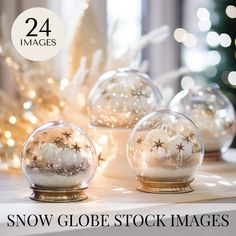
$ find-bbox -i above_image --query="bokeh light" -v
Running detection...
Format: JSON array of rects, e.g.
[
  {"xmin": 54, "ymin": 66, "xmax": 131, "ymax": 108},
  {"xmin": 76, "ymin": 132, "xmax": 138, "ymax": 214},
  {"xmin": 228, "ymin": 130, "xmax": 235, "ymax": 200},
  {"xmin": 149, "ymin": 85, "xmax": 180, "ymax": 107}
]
[
  {"xmin": 228, "ymin": 71, "xmax": 236, "ymax": 86},
  {"xmin": 219, "ymin": 33, "xmax": 232, "ymax": 47},
  {"xmin": 226, "ymin": 5, "xmax": 236, "ymax": 19},
  {"xmin": 174, "ymin": 28, "xmax": 187, "ymax": 42},
  {"xmin": 197, "ymin": 8, "xmax": 210, "ymax": 20},
  {"xmin": 181, "ymin": 76, "xmax": 195, "ymax": 89},
  {"xmin": 206, "ymin": 31, "xmax": 219, "ymax": 47},
  {"xmin": 198, "ymin": 19, "xmax": 211, "ymax": 32},
  {"xmin": 183, "ymin": 33, "xmax": 197, "ymax": 48}
]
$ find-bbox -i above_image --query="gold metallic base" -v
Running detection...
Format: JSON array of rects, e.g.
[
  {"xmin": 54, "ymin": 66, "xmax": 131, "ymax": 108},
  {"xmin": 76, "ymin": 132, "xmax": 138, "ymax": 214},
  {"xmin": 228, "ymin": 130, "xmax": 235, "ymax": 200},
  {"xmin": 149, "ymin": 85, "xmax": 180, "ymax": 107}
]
[
  {"xmin": 137, "ymin": 178, "xmax": 194, "ymax": 193},
  {"xmin": 30, "ymin": 187, "xmax": 88, "ymax": 202},
  {"xmin": 204, "ymin": 151, "xmax": 222, "ymax": 162}
]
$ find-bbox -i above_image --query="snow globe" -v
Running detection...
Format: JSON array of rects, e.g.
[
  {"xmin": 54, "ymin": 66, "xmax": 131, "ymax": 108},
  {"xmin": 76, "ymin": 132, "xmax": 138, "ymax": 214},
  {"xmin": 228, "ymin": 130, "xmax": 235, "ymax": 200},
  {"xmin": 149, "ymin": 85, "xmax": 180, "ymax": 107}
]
[
  {"xmin": 21, "ymin": 120, "xmax": 97, "ymax": 202},
  {"xmin": 88, "ymin": 68, "xmax": 163, "ymax": 178},
  {"xmin": 169, "ymin": 83, "xmax": 236, "ymax": 161},
  {"xmin": 127, "ymin": 109, "xmax": 204, "ymax": 193}
]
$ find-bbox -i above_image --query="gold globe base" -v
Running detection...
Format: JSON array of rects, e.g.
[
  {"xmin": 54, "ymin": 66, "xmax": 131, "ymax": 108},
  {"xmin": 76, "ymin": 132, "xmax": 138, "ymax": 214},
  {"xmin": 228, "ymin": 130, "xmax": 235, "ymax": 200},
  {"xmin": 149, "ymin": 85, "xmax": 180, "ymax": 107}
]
[
  {"xmin": 30, "ymin": 187, "xmax": 88, "ymax": 202},
  {"xmin": 204, "ymin": 151, "xmax": 222, "ymax": 162},
  {"xmin": 137, "ymin": 178, "xmax": 194, "ymax": 194}
]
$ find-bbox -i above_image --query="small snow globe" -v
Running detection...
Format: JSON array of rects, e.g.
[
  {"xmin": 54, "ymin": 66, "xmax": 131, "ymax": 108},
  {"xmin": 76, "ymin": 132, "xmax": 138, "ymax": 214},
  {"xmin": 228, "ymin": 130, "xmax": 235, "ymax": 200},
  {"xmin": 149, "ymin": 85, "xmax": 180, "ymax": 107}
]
[
  {"xmin": 169, "ymin": 84, "xmax": 236, "ymax": 161},
  {"xmin": 88, "ymin": 68, "xmax": 163, "ymax": 178},
  {"xmin": 127, "ymin": 109, "xmax": 204, "ymax": 193},
  {"xmin": 21, "ymin": 120, "xmax": 97, "ymax": 202}
]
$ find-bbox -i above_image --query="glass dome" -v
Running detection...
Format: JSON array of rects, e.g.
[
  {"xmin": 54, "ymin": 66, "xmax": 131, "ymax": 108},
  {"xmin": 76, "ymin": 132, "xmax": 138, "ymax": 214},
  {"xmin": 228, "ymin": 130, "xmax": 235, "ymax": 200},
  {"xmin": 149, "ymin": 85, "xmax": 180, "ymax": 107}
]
[
  {"xmin": 127, "ymin": 109, "xmax": 204, "ymax": 193},
  {"xmin": 89, "ymin": 68, "xmax": 163, "ymax": 129},
  {"xmin": 21, "ymin": 120, "xmax": 97, "ymax": 202},
  {"xmin": 169, "ymin": 83, "xmax": 236, "ymax": 159}
]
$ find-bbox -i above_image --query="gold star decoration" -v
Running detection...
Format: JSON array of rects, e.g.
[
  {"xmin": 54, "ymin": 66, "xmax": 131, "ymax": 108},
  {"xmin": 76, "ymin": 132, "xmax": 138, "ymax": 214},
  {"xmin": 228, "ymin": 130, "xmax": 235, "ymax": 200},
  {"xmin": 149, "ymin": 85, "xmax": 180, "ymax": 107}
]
[
  {"xmin": 176, "ymin": 142, "xmax": 185, "ymax": 153},
  {"xmin": 33, "ymin": 138, "xmax": 40, "ymax": 145},
  {"xmin": 84, "ymin": 144, "xmax": 91, "ymax": 150},
  {"xmin": 136, "ymin": 137, "xmax": 144, "ymax": 145},
  {"xmin": 131, "ymin": 88, "xmax": 148, "ymax": 99},
  {"xmin": 72, "ymin": 143, "xmax": 81, "ymax": 152},
  {"xmin": 101, "ymin": 89, "xmax": 108, "ymax": 95},
  {"xmin": 182, "ymin": 135, "xmax": 191, "ymax": 144},
  {"xmin": 188, "ymin": 132, "xmax": 195, "ymax": 139},
  {"xmin": 101, "ymin": 89, "xmax": 111, "ymax": 100},
  {"xmin": 62, "ymin": 131, "xmax": 72, "ymax": 139},
  {"xmin": 152, "ymin": 139, "xmax": 164, "ymax": 150},
  {"xmin": 52, "ymin": 137, "xmax": 69, "ymax": 149},
  {"xmin": 60, "ymin": 143, "xmax": 69, "ymax": 149},
  {"xmin": 25, "ymin": 148, "xmax": 31, "ymax": 156},
  {"xmin": 205, "ymin": 108, "xmax": 215, "ymax": 116},
  {"xmin": 98, "ymin": 152, "xmax": 105, "ymax": 162},
  {"xmin": 193, "ymin": 142, "xmax": 199, "ymax": 150},
  {"xmin": 53, "ymin": 137, "xmax": 63, "ymax": 146}
]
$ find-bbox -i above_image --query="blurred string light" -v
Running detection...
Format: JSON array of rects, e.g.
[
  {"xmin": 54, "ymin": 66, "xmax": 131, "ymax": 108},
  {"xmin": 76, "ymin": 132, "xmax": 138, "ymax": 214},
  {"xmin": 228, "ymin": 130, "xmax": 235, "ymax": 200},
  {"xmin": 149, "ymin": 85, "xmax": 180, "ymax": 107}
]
[
  {"xmin": 219, "ymin": 33, "xmax": 232, "ymax": 47},
  {"xmin": 8, "ymin": 116, "xmax": 17, "ymax": 125},
  {"xmin": 197, "ymin": 7, "xmax": 211, "ymax": 32},
  {"xmin": 206, "ymin": 32, "xmax": 231, "ymax": 48},
  {"xmin": 228, "ymin": 71, "xmax": 236, "ymax": 86},
  {"xmin": 206, "ymin": 31, "xmax": 219, "ymax": 47},
  {"xmin": 184, "ymin": 49, "xmax": 221, "ymax": 72},
  {"xmin": 198, "ymin": 19, "xmax": 211, "ymax": 32},
  {"xmin": 197, "ymin": 8, "xmax": 210, "ymax": 20},
  {"xmin": 173, "ymin": 28, "xmax": 197, "ymax": 48},
  {"xmin": 184, "ymin": 33, "xmax": 197, "ymax": 48},
  {"xmin": 226, "ymin": 5, "xmax": 236, "ymax": 19},
  {"xmin": 207, "ymin": 51, "xmax": 221, "ymax": 65},
  {"xmin": 173, "ymin": 28, "xmax": 187, "ymax": 42},
  {"xmin": 181, "ymin": 76, "xmax": 195, "ymax": 89}
]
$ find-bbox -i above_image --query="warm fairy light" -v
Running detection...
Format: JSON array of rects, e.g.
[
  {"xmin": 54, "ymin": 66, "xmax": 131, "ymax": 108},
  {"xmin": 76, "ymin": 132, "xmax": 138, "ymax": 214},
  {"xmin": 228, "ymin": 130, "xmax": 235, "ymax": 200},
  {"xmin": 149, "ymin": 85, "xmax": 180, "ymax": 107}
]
[
  {"xmin": 59, "ymin": 101, "xmax": 65, "ymax": 107},
  {"xmin": 9, "ymin": 116, "xmax": 17, "ymax": 125},
  {"xmin": 228, "ymin": 71, "xmax": 236, "ymax": 86},
  {"xmin": 7, "ymin": 139, "xmax": 15, "ymax": 147},
  {"xmin": 181, "ymin": 76, "xmax": 195, "ymax": 90},
  {"xmin": 198, "ymin": 19, "xmax": 211, "ymax": 32},
  {"xmin": 226, "ymin": 5, "xmax": 236, "ymax": 19},
  {"xmin": 29, "ymin": 115, "xmax": 38, "ymax": 124},
  {"xmin": 98, "ymin": 135, "xmax": 109, "ymax": 145},
  {"xmin": 82, "ymin": 2, "xmax": 89, "ymax": 10},
  {"xmin": 28, "ymin": 90, "xmax": 36, "ymax": 99},
  {"xmin": 11, "ymin": 155, "xmax": 21, "ymax": 168},
  {"xmin": 183, "ymin": 33, "xmax": 197, "ymax": 48},
  {"xmin": 24, "ymin": 112, "xmax": 38, "ymax": 124},
  {"xmin": 23, "ymin": 101, "xmax": 32, "ymax": 110},
  {"xmin": 78, "ymin": 93, "xmax": 86, "ymax": 107},
  {"xmin": 60, "ymin": 78, "xmax": 69, "ymax": 90},
  {"xmin": 206, "ymin": 31, "xmax": 219, "ymax": 47},
  {"xmin": 37, "ymin": 98, "xmax": 43, "ymax": 103},
  {"xmin": 5, "ymin": 131, "xmax": 12, "ymax": 139},
  {"xmin": 184, "ymin": 50, "xmax": 206, "ymax": 71},
  {"xmin": 197, "ymin": 8, "xmax": 210, "ymax": 20},
  {"xmin": 94, "ymin": 143, "xmax": 103, "ymax": 154},
  {"xmin": 173, "ymin": 28, "xmax": 187, "ymax": 42},
  {"xmin": 47, "ymin": 77, "xmax": 54, "ymax": 84},
  {"xmin": 219, "ymin": 33, "xmax": 232, "ymax": 47}
]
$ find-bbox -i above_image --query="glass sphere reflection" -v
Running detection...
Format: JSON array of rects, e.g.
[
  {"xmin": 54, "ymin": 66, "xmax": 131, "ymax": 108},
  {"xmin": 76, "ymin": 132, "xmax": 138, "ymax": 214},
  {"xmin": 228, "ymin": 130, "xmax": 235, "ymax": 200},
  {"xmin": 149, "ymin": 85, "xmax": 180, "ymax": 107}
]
[
  {"xmin": 21, "ymin": 121, "xmax": 97, "ymax": 190},
  {"xmin": 89, "ymin": 68, "xmax": 163, "ymax": 129},
  {"xmin": 169, "ymin": 84, "xmax": 236, "ymax": 154},
  {"xmin": 127, "ymin": 110, "xmax": 204, "ymax": 193}
]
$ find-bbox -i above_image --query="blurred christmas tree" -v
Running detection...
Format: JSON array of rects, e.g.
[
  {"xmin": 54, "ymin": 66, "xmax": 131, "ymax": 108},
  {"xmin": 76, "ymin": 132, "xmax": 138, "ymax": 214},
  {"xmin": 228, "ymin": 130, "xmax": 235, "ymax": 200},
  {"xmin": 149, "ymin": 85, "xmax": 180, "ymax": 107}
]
[{"xmin": 209, "ymin": 0, "xmax": 236, "ymax": 146}]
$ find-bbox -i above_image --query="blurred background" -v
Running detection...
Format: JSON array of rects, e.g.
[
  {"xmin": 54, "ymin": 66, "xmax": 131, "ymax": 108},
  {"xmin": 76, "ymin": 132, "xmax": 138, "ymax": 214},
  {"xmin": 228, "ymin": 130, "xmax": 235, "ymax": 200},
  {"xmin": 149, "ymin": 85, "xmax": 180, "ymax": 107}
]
[{"xmin": 0, "ymin": 0, "xmax": 235, "ymax": 150}]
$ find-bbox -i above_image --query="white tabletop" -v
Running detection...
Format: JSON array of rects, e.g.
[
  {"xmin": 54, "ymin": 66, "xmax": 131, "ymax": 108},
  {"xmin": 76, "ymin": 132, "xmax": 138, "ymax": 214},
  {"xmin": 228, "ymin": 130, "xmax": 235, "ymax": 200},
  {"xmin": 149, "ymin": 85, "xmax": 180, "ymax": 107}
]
[{"xmin": 1, "ymin": 149, "xmax": 236, "ymax": 235}]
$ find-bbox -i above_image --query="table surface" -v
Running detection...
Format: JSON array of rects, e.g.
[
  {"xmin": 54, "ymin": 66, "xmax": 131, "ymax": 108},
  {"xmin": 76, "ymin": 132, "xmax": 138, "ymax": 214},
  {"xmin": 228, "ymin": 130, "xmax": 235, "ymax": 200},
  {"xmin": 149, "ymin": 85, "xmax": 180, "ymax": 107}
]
[{"xmin": 1, "ymin": 149, "xmax": 236, "ymax": 235}]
